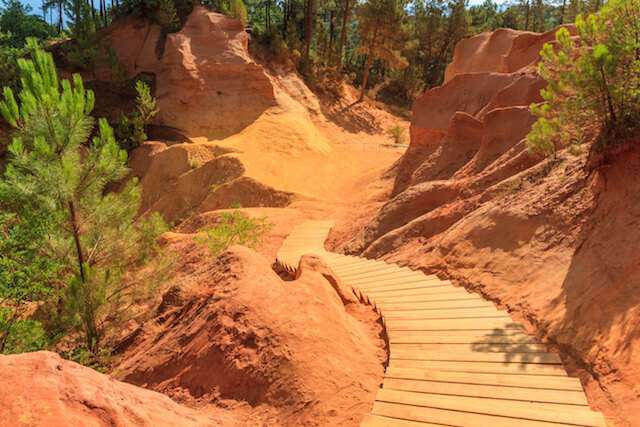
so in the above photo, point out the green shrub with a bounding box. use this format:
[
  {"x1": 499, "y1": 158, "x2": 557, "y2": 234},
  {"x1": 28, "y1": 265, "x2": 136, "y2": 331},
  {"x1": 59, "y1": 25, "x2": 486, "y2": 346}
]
[
  {"x1": 113, "y1": 0, "x2": 193, "y2": 31},
  {"x1": 0, "y1": 43, "x2": 20, "y2": 94},
  {"x1": 387, "y1": 124, "x2": 406, "y2": 145},
  {"x1": 527, "y1": 0, "x2": 640, "y2": 157},
  {"x1": 63, "y1": 345, "x2": 111, "y2": 372},
  {"x1": 0, "y1": 309, "x2": 47, "y2": 354},
  {"x1": 0, "y1": 0, "x2": 55, "y2": 48},
  {"x1": 156, "y1": 0, "x2": 181, "y2": 32},
  {"x1": 115, "y1": 81, "x2": 158, "y2": 152},
  {"x1": 195, "y1": 210, "x2": 272, "y2": 256}
]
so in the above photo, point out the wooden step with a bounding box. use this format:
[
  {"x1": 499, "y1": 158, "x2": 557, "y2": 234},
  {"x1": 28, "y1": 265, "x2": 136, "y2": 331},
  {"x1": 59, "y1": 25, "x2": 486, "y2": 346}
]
[
  {"x1": 391, "y1": 342, "x2": 550, "y2": 354},
  {"x1": 385, "y1": 317, "x2": 521, "y2": 332},
  {"x1": 342, "y1": 269, "x2": 428, "y2": 283},
  {"x1": 358, "y1": 279, "x2": 450, "y2": 292},
  {"x1": 383, "y1": 307, "x2": 507, "y2": 320},
  {"x1": 372, "y1": 401, "x2": 594, "y2": 427},
  {"x1": 382, "y1": 377, "x2": 588, "y2": 406},
  {"x1": 380, "y1": 300, "x2": 495, "y2": 311},
  {"x1": 390, "y1": 349, "x2": 560, "y2": 364},
  {"x1": 387, "y1": 329, "x2": 537, "y2": 344},
  {"x1": 384, "y1": 367, "x2": 581, "y2": 390},
  {"x1": 361, "y1": 414, "x2": 445, "y2": 427},
  {"x1": 386, "y1": 359, "x2": 569, "y2": 376},
  {"x1": 375, "y1": 389, "x2": 606, "y2": 426}
]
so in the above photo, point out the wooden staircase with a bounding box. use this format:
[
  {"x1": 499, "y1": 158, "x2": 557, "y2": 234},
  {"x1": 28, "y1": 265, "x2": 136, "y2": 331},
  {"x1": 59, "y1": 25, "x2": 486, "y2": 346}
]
[{"x1": 276, "y1": 220, "x2": 607, "y2": 427}]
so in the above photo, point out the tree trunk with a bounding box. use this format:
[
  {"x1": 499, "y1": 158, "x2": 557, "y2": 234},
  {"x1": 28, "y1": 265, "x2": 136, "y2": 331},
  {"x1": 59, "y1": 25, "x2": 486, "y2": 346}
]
[
  {"x1": 58, "y1": 1, "x2": 63, "y2": 34},
  {"x1": 359, "y1": 28, "x2": 379, "y2": 102},
  {"x1": 68, "y1": 201, "x2": 86, "y2": 283},
  {"x1": 283, "y1": 0, "x2": 289, "y2": 38},
  {"x1": 337, "y1": 0, "x2": 351, "y2": 71},
  {"x1": 303, "y1": 0, "x2": 317, "y2": 71},
  {"x1": 328, "y1": 9, "x2": 335, "y2": 64},
  {"x1": 524, "y1": 0, "x2": 530, "y2": 30},
  {"x1": 600, "y1": 65, "x2": 617, "y2": 125}
]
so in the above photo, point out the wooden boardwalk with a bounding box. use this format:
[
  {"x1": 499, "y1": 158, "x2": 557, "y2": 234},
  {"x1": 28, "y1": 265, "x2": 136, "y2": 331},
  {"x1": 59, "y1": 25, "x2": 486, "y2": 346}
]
[{"x1": 276, "y1": 220, "x2": 607, "y2": 427}]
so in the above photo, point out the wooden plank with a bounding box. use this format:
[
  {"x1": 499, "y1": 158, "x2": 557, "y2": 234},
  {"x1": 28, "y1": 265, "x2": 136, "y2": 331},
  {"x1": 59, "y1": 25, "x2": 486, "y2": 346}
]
[
  {"x1": 381, "y1": 300, "x2": 495, "y2": 311},
  {"x1": 335, "y1": 264, "x2": 405, "y2": 276},
  {"x1": 382, "y1": 378, "x2": 589, "y2": 406},
  {"x1": 385, "y1": 318, "x2": 521, "y2": 332},
  {"x1": 338, "y1": 269, "x2": 426, "y2": 285},
  {"x1": 384, "y1": 367, "x2": 581, "y2": 390},
  {"x1": 387, "y1": 359, "x2": 569, "y2": 376},
  {"x1": 387, "y1": 330, "x2": 538, "y2": 345},
  {"x1": 358, "y1": 283, "x2": 452, "y2": 296},
  {"x1": 391, "y1": 342, "x2": 550, "y2": 354},
  {"x1": 329, "y1": 257, "x2": 394, "y2": 269},
  {"x1": 372, "y1": 401, "x2": 586, "y2": 427},
  {"x1": 390, "y1": 349, "x2": 560, "y2": 364},
  {"x1": 372, "y1": 294, "x2": 481, "y2": 304},
  {"x1": 332, "y1": 260, "x2": 397, "y2": 271},
  {"x1": 342, "y1": 269, "x2": 426, "y2": 283},
  {"x1": 383, "y1": 308, "x2": 507, "y2": 320},
  {"x1": 365, "y1": 287, "x2": 472, "y2": 298},
  {"x1": 361, "y1": 414, "x2": 447, "y2": 427},
  {"x1": 375, "y1": 389, "x2": 606, "y2": 426},
  {"x1": 358, "y1": 279, "x2": 449, "y2": 292}
]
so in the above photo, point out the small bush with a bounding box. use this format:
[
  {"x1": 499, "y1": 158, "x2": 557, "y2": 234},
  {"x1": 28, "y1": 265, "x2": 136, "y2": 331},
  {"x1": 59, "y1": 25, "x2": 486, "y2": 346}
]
[
  {"x1": 188, "y1": 158, "x2": 201, "y2": 169},
  {"x1": 115, "y1": 81, "x2": 158, "y2": 152},
  {"x1": 156, "y1": 0, "x2": 181, "y2": 32},
  {"x1": 0, "y1": 308, "x2": 47, "y2": 354},
  {"x1": 387, "y1": 125, "x2": 406, "y2": 145},
  {"x1": 195, "y1": 210, "x2": 272, "y2": 256},
  {"x1": 63, "y1": 345, "x2": 111, "y2": 372},
  {"x1": 0, "y1": 43, "x2": 20, "y2": 94}
]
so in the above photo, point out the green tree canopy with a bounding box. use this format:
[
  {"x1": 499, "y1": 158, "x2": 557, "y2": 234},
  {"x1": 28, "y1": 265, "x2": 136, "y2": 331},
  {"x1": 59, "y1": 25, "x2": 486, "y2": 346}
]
[
  {"x1": 0, "y1": 0, "x2": 55, "y2": 48},
  {"x1": 528, "y1": 0, "x2": 640, "y2": 156}
]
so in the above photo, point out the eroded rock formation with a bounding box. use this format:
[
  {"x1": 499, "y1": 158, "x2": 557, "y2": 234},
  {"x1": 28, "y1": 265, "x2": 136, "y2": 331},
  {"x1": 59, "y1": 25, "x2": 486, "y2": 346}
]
[
  {"x1": 113, "y1": 240, "x2": 386, "y2": 426},
  {"x1": 104, "y1": 7, "x2": 276, "y2": 139}
]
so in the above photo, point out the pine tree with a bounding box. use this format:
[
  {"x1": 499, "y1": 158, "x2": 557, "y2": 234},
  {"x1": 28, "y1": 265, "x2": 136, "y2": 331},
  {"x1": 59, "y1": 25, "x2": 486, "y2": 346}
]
[
  {"x1": 527, "y1": 0, "x2": 640, "y2": 156},
  {"x1": 0, "y1": 39, "x2": 167, "y2": 352},
  {"x1": 356, "y1": 0, "x2": 407, "y2": 101}
]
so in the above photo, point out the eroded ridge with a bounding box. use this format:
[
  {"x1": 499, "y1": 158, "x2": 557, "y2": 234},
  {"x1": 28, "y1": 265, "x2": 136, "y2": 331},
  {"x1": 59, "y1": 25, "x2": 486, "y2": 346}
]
[{"x1": 276, "y1": 221, "x2": 607, "y2": 427}]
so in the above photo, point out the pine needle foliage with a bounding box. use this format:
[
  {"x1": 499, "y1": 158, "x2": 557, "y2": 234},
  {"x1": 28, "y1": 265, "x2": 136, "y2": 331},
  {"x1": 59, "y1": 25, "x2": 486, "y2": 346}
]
[
  {"x1": 156, "y1": 0, "x2": 181, "y2": 32},
  {"x1": 356, "y1": 0, "x2": 408, "y2": 101},
  {"x1": 527, "y1": 0, "x2": 640, "y2": 156},
  {"x1": 115, "y1": 81, "x2": 158, "y2": 152},
  {"x1": 0, "y1": 39, "x2": 167, "y2": 354}
]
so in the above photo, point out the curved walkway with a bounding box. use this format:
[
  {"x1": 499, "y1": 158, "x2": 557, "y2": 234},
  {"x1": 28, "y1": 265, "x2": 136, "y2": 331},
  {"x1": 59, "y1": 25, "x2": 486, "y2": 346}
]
[{"x1": 276, "y1": 220, "x2": 607, "y2": 427}]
